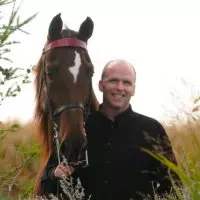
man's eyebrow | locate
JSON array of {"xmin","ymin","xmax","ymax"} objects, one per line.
[{"xmin": 104, "ymin": 77, "xmax": 118, "ymax": 81}]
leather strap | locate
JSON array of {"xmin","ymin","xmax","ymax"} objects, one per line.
[
  {"xmin": 43, "ymin": 38, "xmax": 87, "ymax": 53},
  {"xmin": 53, "ymin": 103, "xmax": 84, "ymax": 118}
]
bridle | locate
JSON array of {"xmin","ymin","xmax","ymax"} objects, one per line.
[{"xmin": 41, "ymin": 37, "xmax": 93, "ymax": 165}]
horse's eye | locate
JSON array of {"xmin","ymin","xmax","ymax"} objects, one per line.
[
  {"xmin": 46, "ymin": 68, "xmax": 57, "ymax": 79},
  {"xmin": 47, "ymin": 71, "xmax": 53, "ymax": 79},
  {"xmin": 89, "ymin": 71, "xmax": 94, "ymax": 78}
]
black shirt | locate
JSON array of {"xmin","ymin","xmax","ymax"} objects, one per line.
[{"xmin": 82, "ymin": 105, "xmax": 176, "ymax": 200}]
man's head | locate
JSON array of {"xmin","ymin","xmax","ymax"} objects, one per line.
[{"xmin": 99, "ymin": 59, "xmax": 136, "ymax": 112}]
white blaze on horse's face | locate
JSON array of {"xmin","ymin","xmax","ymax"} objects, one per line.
[{"xmin": 69, "ymin": 51, "xmax": 81, "ymax": 83}]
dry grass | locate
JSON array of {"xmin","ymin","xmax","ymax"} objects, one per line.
[
  {"xmin": 0, "ymin": 120, "xmax": 40, "ymax": 198},
  {"xmin": 0, "ymin": 109, "xmax": 199, "ymax": 199},
  {"xmin": 163, "ymin": 114, "xmax": 200, "ymax": 168},
  {"xmin": 0, "ymin": 120, "xmax": 38, "ymax": 166}
]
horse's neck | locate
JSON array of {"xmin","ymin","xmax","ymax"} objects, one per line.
[{"xmin": 91, "ymin": 88, "xmax": 99, "ymax": 112}]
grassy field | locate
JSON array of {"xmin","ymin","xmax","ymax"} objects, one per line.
[
  {"xmin": 0, "ymin": 120, "xmax": 41, "ymax": 199},
  {"xmin": 0, "ymin": 111, "xmax": 199, "ymax": 199}
]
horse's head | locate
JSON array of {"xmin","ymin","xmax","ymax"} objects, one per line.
[{"xmin": 34, "ymin": 13, "xmax": 99, "ymax": 165}]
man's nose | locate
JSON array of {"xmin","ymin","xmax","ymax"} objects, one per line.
[{"xmin": 116, "ymin": 81, "xmax": 124, "ymax": 90}]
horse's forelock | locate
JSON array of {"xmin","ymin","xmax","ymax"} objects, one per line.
[{"xmin": 61, "ymin": 29, "xmax": 78, "ymax": 38}]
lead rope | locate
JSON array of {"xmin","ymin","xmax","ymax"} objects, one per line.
[{"xmin": 83, "ymin": 76, "xmax": 93, "ymax": 166}]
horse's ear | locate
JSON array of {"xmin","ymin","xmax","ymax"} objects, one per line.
[
  {"xmin": 48, "ymin": 13, "xmax": 63, "ymax": 41},
  {"xmin": 78, "ymin": 17, "xmax": 94, "ymax": 42}
]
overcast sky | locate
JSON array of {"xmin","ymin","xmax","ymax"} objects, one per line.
[{"xmin": 1, "ymin": 0, "xmax": 200, "ymax": 123}]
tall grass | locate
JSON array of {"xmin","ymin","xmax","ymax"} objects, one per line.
[
  {"xmin": 0, "ymin": 120, "xmax": 40, "ymax": 199},
  {"xmin": 148, "ymin": 108, "xmax": 200, "ymax": 199},
  {"xmin": 0, "ymin": 109, "xmax": 199, "ymax": 199}
]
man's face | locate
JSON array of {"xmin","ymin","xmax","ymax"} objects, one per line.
[{"xmin": 99, "ymin": 62, "xmax": 136, "ymax": 111}]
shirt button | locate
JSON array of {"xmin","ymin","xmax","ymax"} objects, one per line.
[{"xmin": 107, "ymin": 142, "xmax": 112, "ymax": 147}]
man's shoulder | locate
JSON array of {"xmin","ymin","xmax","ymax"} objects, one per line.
[
  {"xmin": 130, "ymin": 111, "xmax": 167, "ymax": 139},
  {"xmin": 130, "ymin": 110, "xmax": 163, "ymax": 127}
]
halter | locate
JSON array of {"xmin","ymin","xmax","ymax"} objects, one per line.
[
  {"xmin": 43, "ymin": 38, "xmax": 87, "ymax": 53},
  {"xmin": 41, "ymin": 37, "xmax": 92, "ymax": 165}
]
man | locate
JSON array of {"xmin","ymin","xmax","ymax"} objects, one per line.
[
  {"xmin": 39, "ymin": 59, "xmax": 177, "ymax": 200},
  {"xmin": 82, "ymin": 59, "xmax": 177, "ymax": 200}
]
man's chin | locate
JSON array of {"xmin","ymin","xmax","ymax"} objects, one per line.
[{"xmin": 110, "ymin": 103, "xmax": 123, "ymax": 110}]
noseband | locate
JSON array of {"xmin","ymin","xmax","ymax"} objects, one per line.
[
  {"xmin": 53, "ymin": 103, "xmax": 84, "ymax": 118},
  {"xmin": 41, "ymin": 38, "xmax": 92, "ymax": 165}
]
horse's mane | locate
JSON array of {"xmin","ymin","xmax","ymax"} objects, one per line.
[
  {"xmin": 34, "ymin": 55, "xmax": 53, "ymax": 159},
  {"xmin": 33, "ymin": 55, "xmax": 54, "ymax": 195}
]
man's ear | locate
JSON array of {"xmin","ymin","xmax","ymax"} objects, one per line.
[{"xmin": 99, "ymin": 80, "xmax": 103, "ymax": 92}]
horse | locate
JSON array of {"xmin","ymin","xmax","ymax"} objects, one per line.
[{"xmin": 33, "ymin": 13, "xmax": 99, "ymax": 196}]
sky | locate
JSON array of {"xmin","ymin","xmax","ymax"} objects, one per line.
[{"xmin": 0, "ymin": 0, "xmax": 200, "ymax": 124}]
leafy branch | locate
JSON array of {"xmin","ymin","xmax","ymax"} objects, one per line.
[
  {"xmin": 0, "ymin": 0, "xmax": 37, "ymax": 105},
  {"xmin": 0, "ymin": 123, "xmax": 19, "ymax": 140}
]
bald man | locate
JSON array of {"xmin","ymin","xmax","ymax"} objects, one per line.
[{"xmin": 82, "ymin": 59, "xmax": 177, "ymax": 200}]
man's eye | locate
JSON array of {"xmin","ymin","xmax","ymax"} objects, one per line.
[
  {"xmin": 124, "ymin": 81, "xmax": 131, "ymax": 85},
  {"xmin": 110, "ymin": 79, "xmax": 117, "ymax": 83}
]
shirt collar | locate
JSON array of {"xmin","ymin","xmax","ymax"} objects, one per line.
[{"xmin": 98, "ymin": 104, "xmax": 133, "ymax": 122}]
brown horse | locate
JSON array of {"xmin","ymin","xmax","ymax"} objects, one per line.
[{"xmin": 33, "ymin": 13, "xmax": 99, "ymax": 196}]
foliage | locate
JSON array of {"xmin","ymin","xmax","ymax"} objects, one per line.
[
  {"xmin": 0, "ymin": 0, "xmax": 37, "ymax": 144},
  {"xmin": 0, "ymin": 125, "xmax": 41, "ymax": 199},
  {"xmin": 0, "ymin": 123, "xmax": 19, "ymax": 139},
  {"xmin": 0, "ymin": 117, "xmax": 200, "ymax": 199},
  {"xmin": 0, "ymin": 0, "xmax": 37, "ymax": 198},
  {"xmin": 143, "ymin": 119, "xmax": 200, "ymax": 200},
  {"xmin": 35, "ymin": 156, "xmax": 91, "ymax": 200},
  {"xmin": 0, "ymin": 0, "xmax": 37, "ymax": 106}
]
